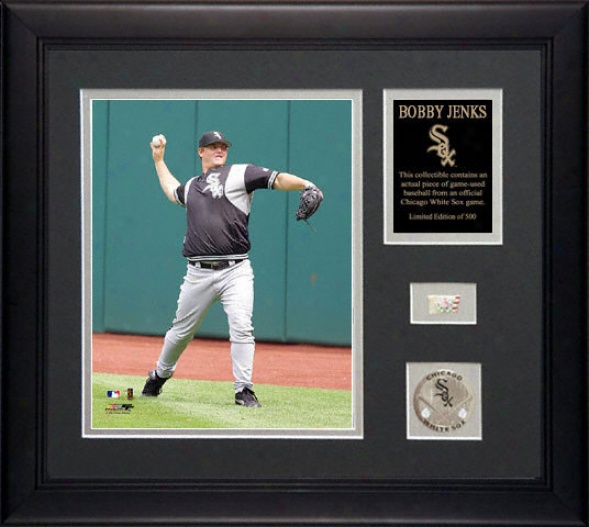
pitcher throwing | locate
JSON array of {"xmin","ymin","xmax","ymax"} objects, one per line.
[{"xmin": 141, "ymin": 131, "xmax": 323, "ymax": 407}]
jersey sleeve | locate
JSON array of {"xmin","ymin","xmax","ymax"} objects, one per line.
[
  {"xmin": 174, "ymin": 183, "xmax": 186, "ymax": 206},
  {"xmin": 243, "ymin": 164, "xmax": 279, "ymax": 192}
]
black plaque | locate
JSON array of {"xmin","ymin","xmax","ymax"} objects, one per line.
[
  {"xmin": 394, "ymin": 99, "xmax": 493, "ymax": 232},
  {"xmin": 384, "ymin": 89, "xmax": 502, "ymax": 245}
]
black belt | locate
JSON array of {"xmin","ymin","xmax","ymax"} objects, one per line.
[{"xmin": 189, "ymin": 259, "xmax": 244, "ymax": 270}]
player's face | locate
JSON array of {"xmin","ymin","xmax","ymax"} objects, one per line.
[{"xmin": 199, "ymin": 142, "xmax": 228, "ymax": 170}]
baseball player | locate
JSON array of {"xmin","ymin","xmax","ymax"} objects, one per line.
[{"xmin": 141, "ymin": 131, "xmax": 323, "ymax": 407}]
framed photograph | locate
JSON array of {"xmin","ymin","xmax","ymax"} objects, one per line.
[
  {"xmin": 2, "ymin": 1, "xmax": 587, "ymax": 525},
  {"xmin": 80, "ymin": 89, "xmax": 363, "ymax": 439}
]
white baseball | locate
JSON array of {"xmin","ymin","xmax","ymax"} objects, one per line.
[{"xmin": 152, "ymin": 134, "xmax": 163, "ymax": 147}]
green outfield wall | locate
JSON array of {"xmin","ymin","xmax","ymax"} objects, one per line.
[{"xmin": 92, "ymin": 98, "xmax": 352, "ymax": 346}]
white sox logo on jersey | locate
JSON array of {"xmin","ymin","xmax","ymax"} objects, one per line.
[
  {"xmin": 427, "ymin": 124, "xmax": 456, "ymax": 167},
  {"xmin": 204, "ymin": 173, "xmax": 224, "ymax": 199}
]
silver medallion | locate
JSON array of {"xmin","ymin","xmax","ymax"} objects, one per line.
[{"xmin": 413, "ymin": 369, "xmax": 474, "ymax": 433}]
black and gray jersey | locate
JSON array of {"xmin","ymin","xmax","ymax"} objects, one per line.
[{"xmin": 174, "ymin": 164, "xmax": 278, "ymax": 261}]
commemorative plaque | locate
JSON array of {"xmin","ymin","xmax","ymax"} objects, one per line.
[{"xmin": 384, "ymin": 89, "xmax": 503, "ymax": 245}]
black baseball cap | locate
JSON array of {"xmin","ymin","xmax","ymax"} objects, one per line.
[{"xmin": 198, "ymin": 131, "xmax": 232, "ymax": 148}]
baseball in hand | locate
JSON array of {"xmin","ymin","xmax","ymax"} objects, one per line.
[{"xmin": 152, "ymin": 134, "xmax": 164, "ymax": 147}]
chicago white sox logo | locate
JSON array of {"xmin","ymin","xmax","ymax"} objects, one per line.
[
  {"xmin": 434, "ymin": 378, "xmax": 454, "ymax": 407},
  {"xmin": 427, "ymin": 124, "xmax": 456, "ymax": 167},
  {"xmin": 212, "ymin": 131, "xmax": 223, "ymax": 140},
  {"xmin": 204, "ymin": 173, "xmax": 224, "ymax": 199}
]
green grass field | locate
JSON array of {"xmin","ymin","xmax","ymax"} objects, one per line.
[{"xmin": 93, "ymin": 373, "xmax": 352, "ymax": 430}]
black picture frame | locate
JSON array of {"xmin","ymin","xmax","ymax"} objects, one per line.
[{"xmin": 2, "ymin": 1, "xmax": 587, "ymax": 525}]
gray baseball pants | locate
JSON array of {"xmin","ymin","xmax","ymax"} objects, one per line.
[{"xmin": 155, "ymin": 259, "xmax": 255, "ymax": 392}]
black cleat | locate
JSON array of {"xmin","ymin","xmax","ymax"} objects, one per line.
[
  {"xmin": 235, "ymin": 387, "xmax": 261, "ymax": 407},
  {"xmin": 141, "ymin": 370, "xmax": 168, "ymax": 397}
]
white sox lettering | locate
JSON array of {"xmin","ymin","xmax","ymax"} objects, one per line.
[
  {"xmin": 434, "ymin": 378, "xmax": 454, "ymax": 407},
  {"xmin": 427, "ymin": 124, "xmax": 456, "ymax": 167},
  {"xmin": 204, "ymin": 173, "xmax": 224, "ymax": 199}
]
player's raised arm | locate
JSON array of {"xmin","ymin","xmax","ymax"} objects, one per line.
[
  {"xmin": 150, "ymin": 134, "xmax": 181, "ymax": 203},
  {"xmin": 272, "ymin": 172, "xmax": 315, "ymax": 191}
]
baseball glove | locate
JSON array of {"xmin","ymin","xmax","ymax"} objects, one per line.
[{"xmin": 295, "ymin": 186, "xmax": 324, "ymax": 222}]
